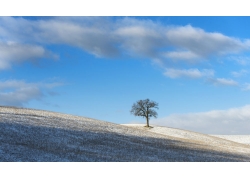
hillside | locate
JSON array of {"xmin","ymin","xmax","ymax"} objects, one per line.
[
  {"xmin": 211, "ymin": 135, "xmax": 250, "ymax": 145},
  {"xmin": 1, "ymin": 106, "xmax": 250, "ymax": 162},
  {"xmin": 122, "ymin": 124, "xmax": 250, "ymax": 145}
]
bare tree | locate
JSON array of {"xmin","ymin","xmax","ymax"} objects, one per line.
[{"xmin": 130, "ymin": 99, "xmax": 158, "ymax": 127}]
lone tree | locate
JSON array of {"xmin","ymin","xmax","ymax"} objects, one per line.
[{"xmin": 130, "ymin": 99, "xmax": 158, "ymax": 127}]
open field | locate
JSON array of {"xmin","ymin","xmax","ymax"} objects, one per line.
[
  {"xmin": 211, "ymin": 135, "xmax": 250, "ymax": 145},
  {"xmin": 122, "ymin": 124, "xmax": 250, "ymax": 145},
  {"xmin": 1, "ymin": 106, "xmax": 250, "ymax": 161}
]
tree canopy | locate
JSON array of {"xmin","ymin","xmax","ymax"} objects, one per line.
[{"xmin": 130, "ymin": 99, "xmax": 158, "ymax": 127}]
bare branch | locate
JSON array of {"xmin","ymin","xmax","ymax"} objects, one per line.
[{"xmin": 130, "ymin": 99, "xmax": 159, "ymax": 127}]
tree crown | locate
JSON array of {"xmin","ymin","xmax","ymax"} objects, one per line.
[{"xmin": 130, "ymin": 99, "xmax": 158, "ymax": 119}]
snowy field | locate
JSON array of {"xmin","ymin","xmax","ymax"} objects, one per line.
[
  {"xmin": 1, "ymin": 106, "xmax": 250, "ymax": 162},
  {"xmin": 122, "ymin": 124, "xmax": 250, "ymax": 145},
  {"xmin": 211, "ymin": 135, "xmax": 250, "ymax": 145}
]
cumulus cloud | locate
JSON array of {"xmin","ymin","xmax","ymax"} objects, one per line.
[
  {"xmin": 163, "ymin": 51, "xmax": 201, "ymax": 62},
  {"xmin": 38, "ymin": 20, "xmax": 120, "ymax": 57},
  {"xmin": 0, "ymin": 42, "xmax": 56, "ymax": 70},
  {"xmin": 165, "ymin": 25, "xmax": 248, "ymax": 58},
  {"xmin": 151, "ymin": 105, "xmax": 250, "ymax": 134},
  {"xmin": 0, "ymin": 80, "xmax": 63, "ymax": 106},
  {"xmin": 115, "ymin": 25, "xmax": 166, "ymax": 58},
  {"xmin": 207, "ymin": 78, "xmax": 238, "ymax": 86},
  {"xmin": 1, "ymin": 17, "xmax": 250, "ymax": 66},
  {"xmin": 1, "ymin": 16, "xmax": 250, "ymax": 88},
  {"xmin": 164, "ymin": 68, "xmax": 214, "ymax": 79},
  {"xmin": 0, "ymin": 17, "xmax": 120, "ymax": 58}
]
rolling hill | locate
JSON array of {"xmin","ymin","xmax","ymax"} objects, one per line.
[{"xmin": 1, "ymin": 106, "xmax": 250, "ymax": 162}]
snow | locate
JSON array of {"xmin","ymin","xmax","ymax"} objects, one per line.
[
  {"xmin": 211, "ymin": 135, "xmax": 250, "ymax": 145},
  {"xmin": 1, "ymin": 106, "xmax": 250, "ymax": 162},
  {"xmin": 122, "ymin": 124, "xmax": 250, "ymax": 145},
  {"xmin": 122, "ymin": 124, "xmax": 250, "ymax": 153}
]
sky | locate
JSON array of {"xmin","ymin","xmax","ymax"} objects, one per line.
[{"xmin": 1, "ymin": 16, "xmax": 250, "ymax": 134}]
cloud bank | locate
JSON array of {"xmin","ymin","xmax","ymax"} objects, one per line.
[
  {"xmin": 0, "ymin": 42, "xmax": 54, "ymax": 69},
  {"xmin": 1, "ymin": 16, "xmax": 250, "ymax": 93},
  {"xmin": 0, "ymin": 80, "xmax": 63, "ymax": 106},
  {"xmin": 165, "ymin": 25, "xmax": 248, "ymax": 58},
  {"xmin": 152, "ymin": 105, "xmax": 250, "ymax": 134},
  {"xmin": 1, "ymin": 17, "xmax": 250, "ymax": 71}
]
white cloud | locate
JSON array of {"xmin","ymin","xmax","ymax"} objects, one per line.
[
  {"xmin": 0, "ymin": 80, "xmax": 63, "ymax": 106},
  {"xmin": 0, "ymin": 17, "xmax": 249, "ymax": 91},
  {"xmin": 166, "ymin": 25, "xmax": 248, "ymax": 58},
  {"xmin": 38, "ymin": 19, "xmax": 120, "ymax": 58},
  {"xmin": 229, "ymin": 56, "xmax": 250, "ymax": 65},
  {"xmin": 0, "ymin": 80, "xmax": 43, "ymax": 106},
  {"xmin": 242, "ymin": 83, "xmax": 250, "ymax": 91},
  {"xmin": 164, "ymin": 68, "xmax": 214, "ymax": 79},
  {"xmin": 1, "ymin": 17, "xmax": 250, "ymax": 66},
  {"xmin": 115, "ymin": 25, "xmax": 165, "ymax": 57},
  {"xmin": 151, "ymin": 105, "xmax": 250, "ymax": 134},
  {"xmin": 0, "ymin": 17, "xmax": 120, "ymax": 58},
  {"xmin": 163, "ymin": 51, "xmax": 201, "ymax": 62},
  {"xmin": 207, "ymin": 78, "xmax": 238, "ymax": 86},
  {"xmin": 231, "ymin": 69, "xmax": 248, "ymax": 77},
  {"xmin": 0, "ymin": 42, "xmax": 57, "ymax": 70}
]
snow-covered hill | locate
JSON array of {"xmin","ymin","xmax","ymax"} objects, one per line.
[
  {"xmin": 122, "ymin": 124, "xmax": 250, "ymax": 145},
  {"xmin": 211, "ymin": 135, "xmax": 250, "ymax": 145},
  {"xmin": 1, "ymin": 106, "xmax": 250, "ymax": 162}
]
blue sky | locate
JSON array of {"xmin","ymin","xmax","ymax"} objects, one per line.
[{"xmin": 1, "ymin": 16, "xmax": 250, "ymax": 134}]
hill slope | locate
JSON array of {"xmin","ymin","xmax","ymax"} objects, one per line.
[
  {"xmin": 1, "ymin": 106, "xmax": 250, "ymax": 162},
  {"xmin": 211, "ymin": 135, "xmax": 250, "ymax": 145}
]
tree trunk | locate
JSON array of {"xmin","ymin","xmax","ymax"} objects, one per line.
[
  {"xmin": 146, "ymin": 116, "xmax": 149, "ymax": 127},
  {"xmin": 146, "ymin": 108, "xmax": 149, "ymax": 127}
]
